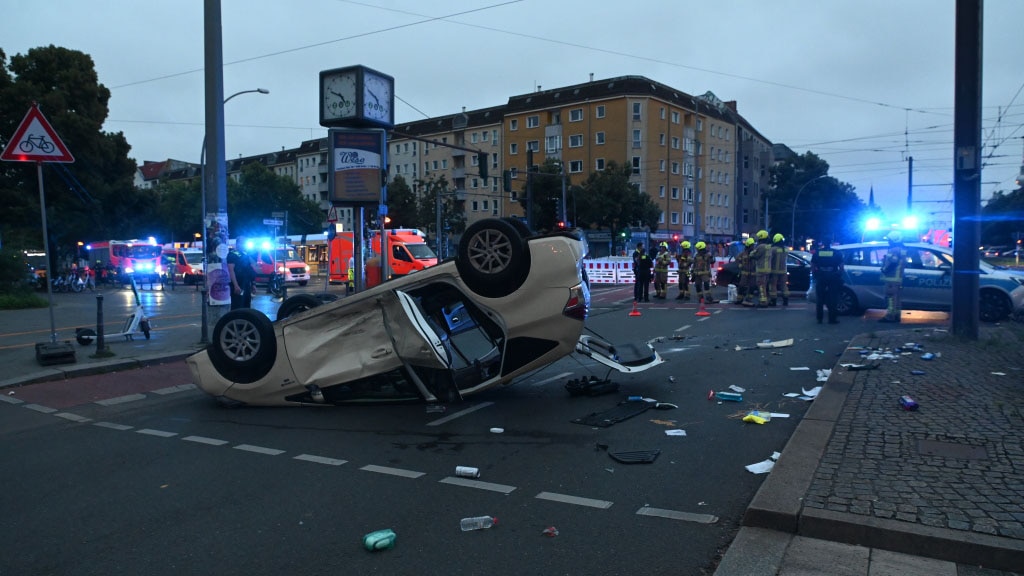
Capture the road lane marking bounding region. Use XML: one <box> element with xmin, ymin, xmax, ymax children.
<box><xmin>24</xmin><ymin>404</ymin><xmax>57</xmax><ymax>413</ymax></box>
<box><xmin>439</xmin><ymin>477</ymin><xmax>516</xmax><ymax>494</ymax></box>
<box><xmin>152</xmin><ymin>384</ymin><xmax>196</xmax><ymax>395</ymax></box>
<box><xmin>93</xmin><ymin>421</ymin><xmax>132</xmax><ymax>431</ymax></box>
<box><xmin>234</xmin><ymin>444</ymin><xmax>284</xmax><ymax>456</ymax></box>
<box><xmin>636</xmin><ymin>506</ymin><xmax>718</xmax><ymax>524</ymax></box>
<box><xmin>96</xmin><ymin>394</ymin><xmax>146</xmax><ymax>406</ymax></box>
<box><xmin>294</xmin><ymin>454</ymin><xmax>347</xmax><ymax>466</ymax></box>
<box><xmin>427</xmin><ymin>401</ymin><xmax>494</xmax><ymax>426</ymax></box>
<box><xmin>0</xmin><ymin>395</ymin><xmax>24</xmax><ymax>405</ymax></box>
<box><xmin>360</xmin><ymin>464</ymin><xmax>425</xmax><ymax>478</ymax></box>
<box><xmin>137</xmin><ymin>428</ymin><xmax>177</xmax><ymax>438</ymax></box>
<box><xmin>674</xmin><ymin>324</ymin><xmax>692</xmax><ymax>333</ymax></box>
<box><xmin>54</xmin><ymin>412</ymin><xmax>91</xmax><ymax>423</ymax></box>
<box><xmin>182</xmin><ymin>435</ymin><xmax>229</xmax><ymax>446</ymax></box>
<box><xmin>531</xmin><ymin>372</ymin><xmax>573</xmax><ymax>387</ymax></box>
<box><xmin>535</xmin><ymin>491</ymin><xmax>613</xmax><ymax>509</ymax></box>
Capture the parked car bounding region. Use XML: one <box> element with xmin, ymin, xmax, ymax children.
<box><xmin>186</xmin><ymin>218</ymin><xmax>662</xmax><ymax>406</ymax></box>
<box><xmin>807</xmin><ymin>241</ymin><xmax>1024</xmax><ymax>322</ymax></box>
<box><xmin>714</xmin><ymin>251</ymin><xmax>812</xmax><ymax>293</ymax></box>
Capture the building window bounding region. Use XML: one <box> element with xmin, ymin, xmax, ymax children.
<box><xmin>471</xmin><ymin>178</ymin><xmax>479</xmax><ymax>189</ymax></box>
<box><xmin>658</xmin><ymin>185</ymin><xmax>665</xmax><ymax>198</ymax></box>
<box><xmin>723</xmin><ymin>194</ymin><xmax>729</xmax><ymax>207</ymax></box>
<box><xmin>432</xmin><ymin>160</ymin><xmax>439</xmax><ymax>170</ymax></box>
<box><xmin>632</xmin><ymin>102</ymin><xmax>641</xmax><ymax>120</ymax></box>
<box><xmin>569</xmin><ymin>160</ymin><xmax>583</xmax><ymax>173</ymax></box>
<box><xmin>671</xmin><ymin>187</ymin><xmax>679</xmax><ymax>199</ymax></box>
<box><xmin>482</xmin><ymin>200</ymin><xmax>489</xmax><ymax>211</ymax></box>
<box><xmin>632</xmin><ymin>129</ymin><xmax>641</xmax><ymax>148</ymax></box>
<box><xmin>510</xmin><ymin>167</ymin><xmax>518</xmax><ymax>179</ymax></box>
<box><xmin>595</xmin><ymin>132</ymin><xmax>606</xmax><ymax>145</ymax></box>
<box><xmin>471</xmin><ymin>132</ymin><xmax>478</xmax><ymax>144</ymax></box>
<box><xmin>546</xmin><ymin>135</ymin><xmax>561</xmax><ymax>153</ymax></box>
<box><xmin>441</xmin><ymin>159</ymin><xmax>448</xmax><ymax>169</ymax></box>
<box><xmin>696</xmin><ymin>118</ymin><xmax>703</xmax><ymax>132</ymax></box>
<box><xmin>659</xmin><ymin>133</ymin><xmax>666</xmax><ymax>146</ymax></box>
<box><xmin>482</xmin><ymin>131</ymin><xmax>489</xmax><ymax>142</ymax></box>
<box><xmin>659</xmin><ymin>160</ymin><xmax>666</xmax><ymax>172</ymax></box>
<box><xmin>632</xmin><ymin>156</ymin><xmax>641</xmax><ymax>174</ymax></box>
<box><xmin>471</xmin><ymin>201</ymin><xmax>479</xmax><ymax>211</ymax></box>
<box><xmin>743</xmin><ymin>209</ymin><xmax>749</xmax><ymax>224</ymax></box>
<box><xmin>510</xmin><ymin>142</ymin><xmax>518</xmax><ymax>155</ymax></box>
<box><xmin>569</xmin><ymin>134</ymin><xmax>583</xmax><ymax>148</ymax></box>
<box><xmin>671</xmin><ymin>162</ymin><xmax>680</xmax><ymax>174</ymax></box>
<box><xmin>671</xmin><ymin>111</ymin><xmax>680</xmax><ymax>124</ymax></box>
<box><xmin>570</xmin><ymin>108</ymin><xmax>583</xmax><ymax>122</ymax></box>
<box><xmin>596</xmin><ymin>105</ymin><xmax>606</xmax><ymax>118</ymax></box>
<box><xmin>671</xmin><ymin>212</ymin><xmax>679</xmax><ymax>224</ymax></box>
<box><xmin>527</xmin><ymin>115</ymin><xmax>540</xmax><ymax>128</ymax></box>
<box><xmin>743</xmin><ymin>182</ymin><xmax>749</xmax><ymax>196</ymax></box>
<box><xmin>510</xmin><ymin>119</ymin><xmax>518</xmax><ymax>131</ymax></box>
<box><xmin>596</xmin><ymin>158</ymin><xmax>605</xmax><ymax>170</ymax></box>
<box><xmin>671</xmin><ymin>136</ymin><xmax>680</xmax><ymax>149</ymax></box>
<box><xmin>527</xmin><ymin>140</ymin><xmax>539</xmax><ymax>152</ymax></box>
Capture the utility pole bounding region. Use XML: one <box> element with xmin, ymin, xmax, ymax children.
<box><xmin>907</xmin><ymin>156</ymin><xmax>913</xmax><ymax>213</ymax></box>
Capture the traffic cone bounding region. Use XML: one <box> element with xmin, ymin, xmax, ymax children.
<box><xmin>628</xmin><ymin>300</ymin><xmax>642</xmax><ymax>317</ymax></box>
<box><xmin>695</xmin><ymin>297</ymin><xmax>711</xmax><ymax>317</ymax></box>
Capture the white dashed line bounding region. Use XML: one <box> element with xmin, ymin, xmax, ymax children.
<box><xmin>294</xmin><ymin>454</ymin><xmax>347</xmax><ymax>466</ymax></box>
<box><xmin>136</xmin><ymin>428</ymin><xmax>177</xmax><ymax>438</ymax></box>
<box><xmin>96</xmin><ymin>394</ymin><xmax>146</xmax><ymax>406</ymax></box>
<box><xmin>439</xmin><ymin>476</ymin><xmax>516</xmax><ymax>494</ymax></box>
<box><xmin>93</xmin><ymin>421</ymin><xmax>133</xmax><ymax>431</ymax></box>
<box><xmin>426</xmin><ymin>402</ymin><xmax>494</xmax><ymax>426</ymax></box>
<box><xmin>24</xmin><ymin>404</ymin><xmax>57</xmax><ymax>413</ymax></box>
<box><xmin>636</xmin><ymin>506</ymin><xmax>718</xmax><ymax>524</ymax></box>
<box><xmin>234</xmin><ymin>444</ymin><xmax>284</xmax><ymax>456</ymax></box>
<box><xmin>535</xmin><ymin>491</ymin><xmax>613</xmax><ymax>509</ymax></box>
<box><xmin>530</xmin><ymin>372</ymin><xmax>574</xmax><ymax>387</ymax></box>
<box><xmin>674</xmin><ymin>324</ymin><xmax>692</xmax><ymax>333</ymax></box>
<box><xmin>0</xmin><ymin>395</ymin><xmax>24</xmax><ymax>405</ymax></box>
<box><xmin>360</xmin><ymin>464</ymin><xmax>425</xmax><ymax>478</ymax></box>
<box><xmin>182</xmin><ymin>435</ymin><xmax>229</xmax><ymax>446</ymax></box>
<box><xmin>54</xmin><ymin>412</ymin><xmax>91</xmax><ymax>423</ymax></box>
<box><xmin>151</xmin><ymin>384</ymin><xmax>196</xmax><ymax>395</ymax></box>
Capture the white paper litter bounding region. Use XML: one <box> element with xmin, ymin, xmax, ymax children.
<box><xmin>801</xmin><ymin>386</ymin><xmax>822</xmax><ymax>398</ymax></box>
<box><xmin>665</xmin><ymin>429</ymin><xmax>687</xmax><ymax>436</ymax></box>
<box><xmin>816</xmin><ymin>369</ymin><xmax>831</xmax><ymax>382</ymax></box>
<box><xmin>728</xmin><ymin>385</ymin><xmax>746</xmax><ymax>393</ymax></box>
<box><xmin>790</xmin><ymin>366</ymin><xmax>810</xmax><ymax>371</ymax></box>
<box><xmin>756</xmin><ymin>338</ymin><xmax>794</xmax><ymax>349</ymax></box>
<box><xmin>769</xmin><ymin>413</ymin><xmax>790</xmax><ymax>418</ymax></box>
<box><xmin>783</xmin><ymin>393</ymin><xmax>801</xmax><ymax>398</ymax></box>
<box><xmin>745</xmin><ymin>452</ymin><xmax>781</xmax><ymax>474</ymax></box>
<box><xmin>991</xmin><ymin>372</ymin><xmax>1006</xmax><ymax>376</ymax></box>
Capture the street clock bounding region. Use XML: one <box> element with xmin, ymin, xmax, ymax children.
<box><xmin>319</xmin><ymin>65</ymin><xmax>394</xmax><ymax>129</ymax></box>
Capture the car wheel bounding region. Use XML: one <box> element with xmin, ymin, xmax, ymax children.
<box><xmin>979</xmin><ymin>289</ymin><xmax>1011</xmax><ymax>322</ymax></box>
<box><xmin>277</xmin><ymin>293</ymin><xmax>325</xmax><ymax>321</ymax></box>
<box><xmin>835</xmin><ymin>287</ymin><xmax>861</xmax><ymax>316</ymax></box>
<box><xmin>208</xmin><ymin>309</ymin><xmax>277</xmax><ymax>384</ymax></box>
<box><xmin>298</xmin><ymin>280</ymin><xmax>308</xmax><ymax>286</ymax></box>
<box><xmin>502</xmin><ymin>217</ymin><xmax>533</xmax><ymax>239</ymax></box>
<box><xmin>456</xmin><ymin>218</ymin><xmax>530</xmax><ymax>298</ymax></box>
<box><xmin>75</xmin><ymin>328</ymin><xmax>97</xmax><ymax>346</ymax></box>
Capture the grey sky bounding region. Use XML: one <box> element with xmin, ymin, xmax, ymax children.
<box><xmin>5</xmin><ymin>0</ymin><xmax>1023</xmax><ymax>227</ymax></box>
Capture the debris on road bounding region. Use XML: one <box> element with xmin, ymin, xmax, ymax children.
<box><xmin>745</xmin><ymin>451</ymin><xmax>781</xmax><ymax>474</ymax></box>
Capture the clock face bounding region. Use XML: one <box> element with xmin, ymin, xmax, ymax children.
<box><xmin>322</xmin><ymin>72</ymin><xmax>357</xmax><ymax>121</ymax></box>
<box><xmin>362</xmin><ymin>72</ymin><xmax>393</xmax><ymax>124</ymax></box>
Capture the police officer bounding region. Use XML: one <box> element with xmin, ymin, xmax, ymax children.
<box><xmin>879</xmin><ymin>231</ymin><xmax>907</xmax><ymax>323</ymax></box>
<box><xmin>692</xmin><ymin>241</ymin><xmax>715</xmax><ymax>304</ymax></box>
<box><xmin>811</xmin><ymin>241</ymin><xmax>844</xmax><ymax>324</ymax></box>
<box><xmin>653</xmin><ymin>242</ymin><xmax>671</xmax><ymax>299</ymax></box>
<box><xmin>747</xmin><ymin>230</ymin><xmax>772</xmax><ymax>307</ymax></box>
<box><xmin>738</xmin><ymin>237</ymin><xmax>756</xmax><ymax>305</ymax></box>
<box><xmin>632</xmin><ymin>242</ymin><xmax>653</xmax><ymax>302</ymax></box>
<box><xmin>769</xmin><ymin>233</ymin><xmax>790</xmax><ymax>306</ymax></box>
<box><xmin>675</xmin><ymin>241</ymin><xmax>692</xmax><ymax>300</ymax></box>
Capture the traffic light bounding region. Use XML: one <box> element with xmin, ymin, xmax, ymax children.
<box><xmin>553</xmin><ymin>197</ymin><xmax>562</xmax><ymax>219</ymax></box>
<box><xmin>477</xmin><ymin>152</ymin><xmax>488</xmax><ymax>180</ymax></box>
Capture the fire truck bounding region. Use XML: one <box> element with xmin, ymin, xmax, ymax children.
<box><xmin>86</xmin><ymin>238</ymin><xmax>164</xmax><ymax>285</ymax></box>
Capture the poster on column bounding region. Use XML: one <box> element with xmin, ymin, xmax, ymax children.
<box><xmin>205</xmin><ymin>213</ymin><xmax>231</xmax><ymax>306</ymax></box>
<box><xmin>328</xmin><ymin>129</ymin><xmax>385</xmax><ymax>204</ymax></box>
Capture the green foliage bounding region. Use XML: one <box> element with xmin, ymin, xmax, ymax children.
<box><xmin>769</xmin><ymin>152</ymin><xmax>865</xmax><ymax>244</ymax></box>
<box><xmin>415</xmin><ymin>175</ymin><xmax>465</xmax><ymax>239</ymax></box>
<box><xmin>980</xmin><ymin>186</ymin><xmax>1024</xmax><ymax>247</ymax></box>
<box><xmin>572</xmin><ymin>161</ymin><xmax>661</xmax><ymax>234</ymax></box>
<box><xmin>386</xmin><ymin>175</ymin><xmax>418</xmax><ymax>228</ymax></box>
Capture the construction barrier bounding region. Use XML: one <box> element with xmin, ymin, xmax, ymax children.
<box><xmin>583</xmin><ymin>257</ymin><xmax>726</xmax><ymax>285</ymax></box>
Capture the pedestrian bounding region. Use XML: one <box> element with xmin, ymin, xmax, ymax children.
<box><xmin>879</xmin><ymin>231</ymin><xmax>907</xmax><ymax>323</ymax></box>
<box><xmin>811</xmin><ymin>241</ymin><xmax>844</xmax><ymax>324</ymax></box>
<box><xmin>675</xmin><ymin>241</ymin><xmax>692</xmax><ymax>300</ymax></box>
<box><xmin>692</xmin><ymin>241</ymin><xmax>715</xmax><ymax>303</ymax></box>
<box><xmin>227</xmin><ymin>235</ymin><xmax>257</xmax><ymax>310</ymax></box>
<box><xmin>769</xmin><ymin>233</ymin><xmax>790</xmax><ymax>306</ymax></box>
<box><xmin>738</xmin><ymin>237</ymin><xmax>756</xmax><ymax>305</ymax></box>
<box><xmin>653</xmin><ymin>242</ymin><xmax>671</xmax><ymax>299</ymax></box>
<box><xmin>632</xmin><ymin>242</ymin><xmax>653</xmax><ymax>302</ymax></box>
<box><xmin>747</xmin><ymin>230</ymin><xmax>772</xmax><ymax>307</ymax></box>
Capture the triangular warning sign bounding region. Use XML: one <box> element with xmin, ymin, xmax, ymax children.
<box><xmin>1</xmin><ymin>103</ymin><xmax>74</xmax><ymax>163</ymax></box>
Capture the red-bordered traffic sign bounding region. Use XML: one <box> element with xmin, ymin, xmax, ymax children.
<box><xmin>327</xmin><ymin>205</ymin><xmax>339</xmax><ymax>223</ymax></box>
<box><xmin>1</xmin><ymin>103</ymin><xmax>74</xmax><ymax>163</ymax></box>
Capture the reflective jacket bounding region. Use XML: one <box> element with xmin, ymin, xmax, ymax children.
<box><xmin>692</xmin><ymin>250</ymin><xmax>713</xmax><ymax>277</ymax></box>
<box><xmin>880</xmin><ymin>245</ymin><xmax>906</xmax><ymax>283</ymax></box>
<box><xmin>752</xmin><ymin>242</ymin><xmax>772</xmax><ymax>274</ymax></box>
<box><xmin>771</xmin><ymin>244</ymin><xmax>787</xmax><ymax>274</ymax></box>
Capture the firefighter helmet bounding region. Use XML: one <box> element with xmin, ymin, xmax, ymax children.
<box><xmin>756</xmin><ymin>230</ymin><xmax>769</xmax><ymax>240</ymax></box>
<box><xmin>659</xmin><ymin>242</ymin><xmax>669</xmax><ymax>249</ymax></box>
<box><xmin>695</xmin><ymin>241</ymin><xmax>707</xmax><ymax>251</ymax></box>
<box><xmin>681</xmin><ymin>241</ymin><xmax>691</xmax><ymax>250</ymax></box>
<box><xmin>744</xmin><ymin>237</ymin><xmax>755</xmax><ymax>247</ymax></box>
<box><xmin>773</xmin><ymin>233</ymin><xmax>785</xmax><ymax>244</ymax></box>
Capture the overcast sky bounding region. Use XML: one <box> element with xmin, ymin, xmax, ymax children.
<box><xmin>5</xmin><ymin>0</ymin><xmax>1023</xmax><ymax>226</ymax></box>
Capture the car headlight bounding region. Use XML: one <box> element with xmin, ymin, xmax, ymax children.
<box><xmin>304</xmin><ymin>265</ymin><xmax>310</xmax><ymax>272</ymax></box>
<box><xmin>125</xmin><ymin>266</ymin><xmax>135</xmax><ymax>273</ymax></box>
<box><xmin>277</xmin><ymin>265</ymin><xmax>286</xmax><ymax>274</ymax></box>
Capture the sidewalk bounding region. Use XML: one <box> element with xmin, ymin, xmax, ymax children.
<box><xmin>715</xmin><ymin>322</ymin><xmax>1024</xmax><ymax>575</ymax></box>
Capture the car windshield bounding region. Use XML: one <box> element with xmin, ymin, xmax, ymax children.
<box><xmin>275</xmin><ymin>248</ymin><xmax>298</xmax><ymax>261</ymax></box>
<box><xmin>131</xmin><ymin>245</ymin><xmax>163</xmax><ymax>259</ymax></box>
<box><xmin>407</xmin><ymin>244</ymin><xmax>437</xmax><ymax>259</ymax></box>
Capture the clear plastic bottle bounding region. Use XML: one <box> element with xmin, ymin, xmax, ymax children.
<box><xmin>460</xmin><ymin>515</ymin><xmax>497</xmax><ymax>531</ymax></box>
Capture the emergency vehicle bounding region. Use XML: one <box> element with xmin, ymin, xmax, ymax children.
<box><xmin>246</xmin><ymin>239</ymin><xmax>310</xmax><ymax>286</ymax></box>
<box><xmin>160</xmin><ymin>247</ymin><xmax>204</xmax><ymax>285</ymax></box>
<box><xmin>328</xmin><ymin>228</ymin><xmax>437</xmax><ymax>284</ymax></box>
<box><xmin>87</xmin><ymin>238</ymin><xmax>164</xmax><ymax>285</ymax></box>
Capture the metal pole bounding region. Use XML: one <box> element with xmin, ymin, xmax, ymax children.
<box><xmin>95</xmin><ymin>293</ymin><xmax>106</xmax><ymax>355</ymax></box>
<box><xmin>36</xmin><ymin>162</ymin><xmax>58</xmax><ymax>343</ymax></box>
<box><xmin>790</xmin><ymin>174</ymin><xmax>827</xmax><ymax>244</ymax></box>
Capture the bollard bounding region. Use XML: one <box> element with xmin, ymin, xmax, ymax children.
<box><xmin>200</xmin><ymin>288</ymin><xmax>209</xmax><ymax>344</ymax></box>
<box><xmin>95</xmin><ymin>294</ymin><xmax>106</xmax><ymax>354</ymax></box>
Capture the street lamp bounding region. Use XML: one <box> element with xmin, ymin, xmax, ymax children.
<box><xmin>790</xmin><ymin>174</ymin><xmax>828</xmax><ymax>247</ymax></box>
<box><xmin>199</xmin><ymin>87</ymin><xmax>268</xmax><ymax>344</ymax></box>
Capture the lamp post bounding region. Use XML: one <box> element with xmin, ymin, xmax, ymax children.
<box><xmin>790</xmin><ymin>174</ymin><xmax>828</xmax><ymax>247</ymax></box>
<box><xmin>199</xmin><ymin>87</ymin><xmax>268</xmax><ymax>344</ymax></box>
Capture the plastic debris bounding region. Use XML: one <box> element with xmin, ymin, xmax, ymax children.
<box><xmin>728</xmin><ymin>385</ymin><xmax>746</xmax><ymax>393</ymax></box>
<box><xmin>490</xmin><ymin>427</ymin><xmax>504</xmax><ymax>434</ymax></box>
<box><xmin>745</xmin><ymin>452</ymin><xmax>781</xmax><ymax>474</ymax></box>
<box><xmin>363</xmin><ymin>529</ymin><xmax>397</xmax><ymax>551</ymax></box>
<box><xmin>665</xmin><ymin>429</ymin><xmax>687</xmax><ymax>436</ymax></box>
<box><xmin>654</xmin><ymin>402</ymin><xmax>678</xmax><ymax>410</ymax></box>
<box><xmin>742</xmin><ymin>411</ymin><xmax>769</xmax><ymax>424</ymax></box>
<box><xmin>542</xmin><ymin>526</ymin><xmax>559</xmax><ymax>537</ymax></box>
<box><xmin>790</xmin><ymin>366</ymin><xmax>810</xmax><ymax>371</ymax></box>
<box><xmin>668</xmin><ymin>375</ymin><xmax>676</xmax><ymax>383</ymax></box>
<box><xmin>921</xmin><ymin>353</ymin><xmax>935</xmax><ymax>360</ymax></box>
<box><xmin>707</xmin><ymin>389</ymin><xmax>715</xmax><ymax>401</ymax></box>
<box><xmin>715</xmin><ymin>391</ymin><xmax>743</xmax><ymax>402</ymax></box>
<box><xmin>992</xmin><ymin>372</ymin><xmax>1006</xmax><ymax>376</ymax></box>
<box><xmin>756</xmin><ymin>338</ymin><xmax>794</xmax><ymax>349</ymax></box>
<box><xmin>899</xmin><ymin>395</ymin><xmax>919</xmax><ymax>411</ymax></box>
<box><xmin>456</xmin><ymin>466</ymin><xmax>481</xmax><ymax>478</ymax></box>
<box><xmin>814</xmin><ymin>349</ymin><xmax>825</xmax><ymax>354</ymax></box>
<box><xmin>816</xmin><ymin>369</ymin><xmax>832</xmax><ymax>382</ymax></box>
<box><xmin>802</xmin><ymin>386</ymin><xmax>822</xmax><ymax>398</ymax></box>
<box><xmin>769</xmin><ymin>413</ymin><xmax>790</xmax><ymax>418</ymax></box>
<box><xmin>911</xmin><ymin>370</ymin><xmax>926</xmax><ymax>375</ymax></box>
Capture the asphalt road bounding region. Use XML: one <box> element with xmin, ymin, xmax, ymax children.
<box><xmin>1</xmin><ymin>285</ymin><xmax>890</xmax><ymax>575</ymax></box>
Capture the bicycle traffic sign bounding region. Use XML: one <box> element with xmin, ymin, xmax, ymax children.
<box><xmin>1</xmin><ymin>102</ymin><xmax>74</xmax><ymax>163</ymax></box>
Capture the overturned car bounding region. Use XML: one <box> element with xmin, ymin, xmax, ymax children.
<box><xmin>187</xmin><ymin>218</ymin><xmax>662</xmax><ymax>406</ymax></box>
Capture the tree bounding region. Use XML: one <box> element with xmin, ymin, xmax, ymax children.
<box><xmin>980</xmin><ymin>186</ymin><xmax>1024</xmax><ymax>247</ymax></box>
<box><xmin>769</xmin><ymin>152</ymin><xmax>865</xmax><ymax>245</ymax></box>
<box><xmin>227</xmin><ymin>162</ymin><xmax>323</xmax><ymax>238</ymax></box>
<box><xmin>414</xmin><ymin>175</ymin><xmax>464</xmax><ymax>257</ymax></box>
<box><xmin>386</xmin><ymin>175</ymin><xmax>418</xmax><ymax>228</ymax></box>
<box><xmin>572</xmin><ymin>161</ymin><xmax>661</xmax><ymax>240</ymax></box>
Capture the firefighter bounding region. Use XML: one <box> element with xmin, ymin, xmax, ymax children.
<box><xmin>879</xmin><ymin>231</ymin><xmax>907</xmax><ymax>323</ymax></box>
<box><xmin>746</xmin><ymin>230</ymin><xmax>772</xmax><ymax>307</ymax></box>
<box><xmin>769</xmin><ymin>233</ymin><xmax>790</xmax><ymax>306</ymax></box>
<box><xmin>653</xmin><ymin>242</ymin><xmax>671</xmax><ymax>299</ymax></box>
<box><xmin>692</xmin><ymin>241</ymin><xmax>715</xmax><ymax>304</ymax></box>
<box><xmin>738</xmin><ymin>237</ymin><xmax>756</xmax><ymax>305</ymax></box>
<box><xmin>675</xmin><ymin>241</ymin><xmax>692</xmax><ymax>300</ymax></box>
<box><xmin>811</xmin><ymin>241</ymin><xmax>844</xmax><ymax>324</ymax></box>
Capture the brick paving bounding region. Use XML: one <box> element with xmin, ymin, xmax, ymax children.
<box><xmin>803</xmin><ymin>324</ymin><xmax>1024</xmax><ymax>541</ymax></box>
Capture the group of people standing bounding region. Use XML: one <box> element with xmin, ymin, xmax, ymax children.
<box><xmin>631</xmin><ymin>239</ymin><xmax>717</xmax><ymax>304</ymax></box>
<box><xmin>733</xmin><ymin>230</ymin><xmax>791</xmax><ymax>308</ymax></box>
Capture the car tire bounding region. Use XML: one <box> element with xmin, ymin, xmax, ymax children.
<box><xmin>502</xmin><ymin>217</ymin><xmax>533</xmax><ymax>239</ymax></box>
<box><xmin>456</xmin><ymin>218</ymin><xmax>530</xmax><ymax>298</ymax></box>
<box><xmin>208</xmin><ymin>309</ymin><xmax>277</xmax><ymax>384</ymax></box>
<box><xmin>298</xmin><ymin>280</ymin><xmax>308</xmax><ymax>287</ymax></box>
<box><xmin>835</xmin><ymin>287</ymin><xmax>861</xmax><ymax>316</ymax></box>
<box><xmin>979</xmin><ymin>289</ymin><xmax>1011</xmax><ymax>322</ymax></box>
<box><xmin>277</xmin><ymin>293</ymin><xmax>325</xmax><ymax>321</ymax></box>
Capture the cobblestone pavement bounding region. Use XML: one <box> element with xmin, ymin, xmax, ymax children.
<box><xmin>804</xmin><ymin>324</ymin><xmax>1024</xmax><ymax>541</ymax></box>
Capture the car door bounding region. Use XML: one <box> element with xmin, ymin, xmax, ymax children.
<box><xmin>840</xmin><ymin>246</ymin><xmax>887</xmax><ymax>309</ymax></box>
<box><xmin>900</xmin><ymin>247</ymin><xmax>953</xmax><ymax>309</ymax></box>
